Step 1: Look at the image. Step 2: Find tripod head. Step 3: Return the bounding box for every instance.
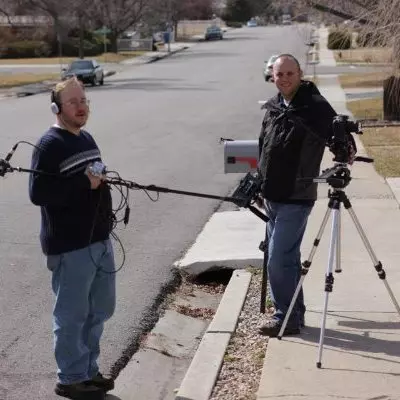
[313,163,352,189]
[303,148,373,191]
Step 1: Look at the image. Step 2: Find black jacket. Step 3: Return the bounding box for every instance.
[258,81,336,202]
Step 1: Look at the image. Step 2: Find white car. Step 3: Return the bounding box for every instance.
[263,55,279,82]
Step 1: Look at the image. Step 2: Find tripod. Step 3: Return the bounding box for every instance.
[277,163,400,368]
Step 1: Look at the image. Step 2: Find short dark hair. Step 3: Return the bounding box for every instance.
[274,54,301,70]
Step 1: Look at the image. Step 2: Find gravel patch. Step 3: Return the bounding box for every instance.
[210,269,273,400]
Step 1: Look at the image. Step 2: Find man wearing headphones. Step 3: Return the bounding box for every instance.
[29,77,115,400]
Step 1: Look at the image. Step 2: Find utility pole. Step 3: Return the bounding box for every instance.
[167,0,172,53]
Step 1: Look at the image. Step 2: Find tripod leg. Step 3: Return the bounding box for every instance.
[277,207,332,339]
[346,206,400,316]
[335,209,342,273]
[317,208,340,368]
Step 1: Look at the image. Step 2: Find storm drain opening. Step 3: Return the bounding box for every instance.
[189,268,234,289]
[173,268,235,320]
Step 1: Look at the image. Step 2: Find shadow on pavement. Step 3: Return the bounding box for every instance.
[109,77,183,84]
[222,36,263,41]
[299,320,400,360]
[87,78,215,92]
[172,51,237,59]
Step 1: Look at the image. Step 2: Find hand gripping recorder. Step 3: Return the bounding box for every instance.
[88,161,106,177]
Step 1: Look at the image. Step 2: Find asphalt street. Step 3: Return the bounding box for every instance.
[0,25,311,400]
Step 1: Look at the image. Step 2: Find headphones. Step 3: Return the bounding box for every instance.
[50,90,61,115]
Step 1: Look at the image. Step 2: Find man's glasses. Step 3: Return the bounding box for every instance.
[63,99,90,108]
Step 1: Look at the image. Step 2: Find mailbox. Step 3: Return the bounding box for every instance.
[224,140,259,173]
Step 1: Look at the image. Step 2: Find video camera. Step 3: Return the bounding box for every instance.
[330,114,362,164]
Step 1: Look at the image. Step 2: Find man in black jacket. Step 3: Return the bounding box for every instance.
[258,54,355,337]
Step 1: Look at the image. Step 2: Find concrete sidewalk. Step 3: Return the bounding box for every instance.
[257,27,400,400]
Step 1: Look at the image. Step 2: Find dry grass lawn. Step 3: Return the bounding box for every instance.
[360,126,400,146]
[347,97,383,120]
[365,146,400,177]
[0,51,146,65]
[334,47,392,64]
[0,73,59,88]
[339,64,400,177]
[338,71,393,88]
[361,126,400,176]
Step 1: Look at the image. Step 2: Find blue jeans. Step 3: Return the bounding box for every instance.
[47,240,116,385]
[265,201,313,328]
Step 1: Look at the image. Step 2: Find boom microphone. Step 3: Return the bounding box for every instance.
[0,143,18,177]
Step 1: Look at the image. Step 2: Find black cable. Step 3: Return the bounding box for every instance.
[87,181,127,275]
[15,140,44,152]
[142,189,159,202]
[110,231,126,273]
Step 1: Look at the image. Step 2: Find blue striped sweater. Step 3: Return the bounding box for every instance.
[29,126,113,255]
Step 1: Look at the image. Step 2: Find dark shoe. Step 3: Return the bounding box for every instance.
[55,382,105,400]
[258,319,300,337]
[300,317,305,328]
[86,372,115,392]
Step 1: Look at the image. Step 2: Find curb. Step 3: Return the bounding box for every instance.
[13,70,117,98]
[386,178,400,206]
[121,45,191,66]
[175,270,252,400]
[146,45,190,63]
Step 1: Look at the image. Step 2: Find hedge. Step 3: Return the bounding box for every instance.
[0,41,51,58]
[225,21,243,28]
[327,30,351,50]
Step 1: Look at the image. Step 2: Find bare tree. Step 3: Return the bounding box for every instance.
[14,0,97,58]
[0,0,15,21]
[294,1,400,61]
[92,0,149,52]
[141,0,213,40]
[297,0,400,119]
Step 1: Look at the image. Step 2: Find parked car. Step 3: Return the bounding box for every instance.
[62,59,104,86]
[247,19,257,27]
[263,54,279,82]
[205,26,223,40]
[282,14,292,25]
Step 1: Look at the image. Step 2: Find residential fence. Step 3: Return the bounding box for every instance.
[177,18,225,39]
